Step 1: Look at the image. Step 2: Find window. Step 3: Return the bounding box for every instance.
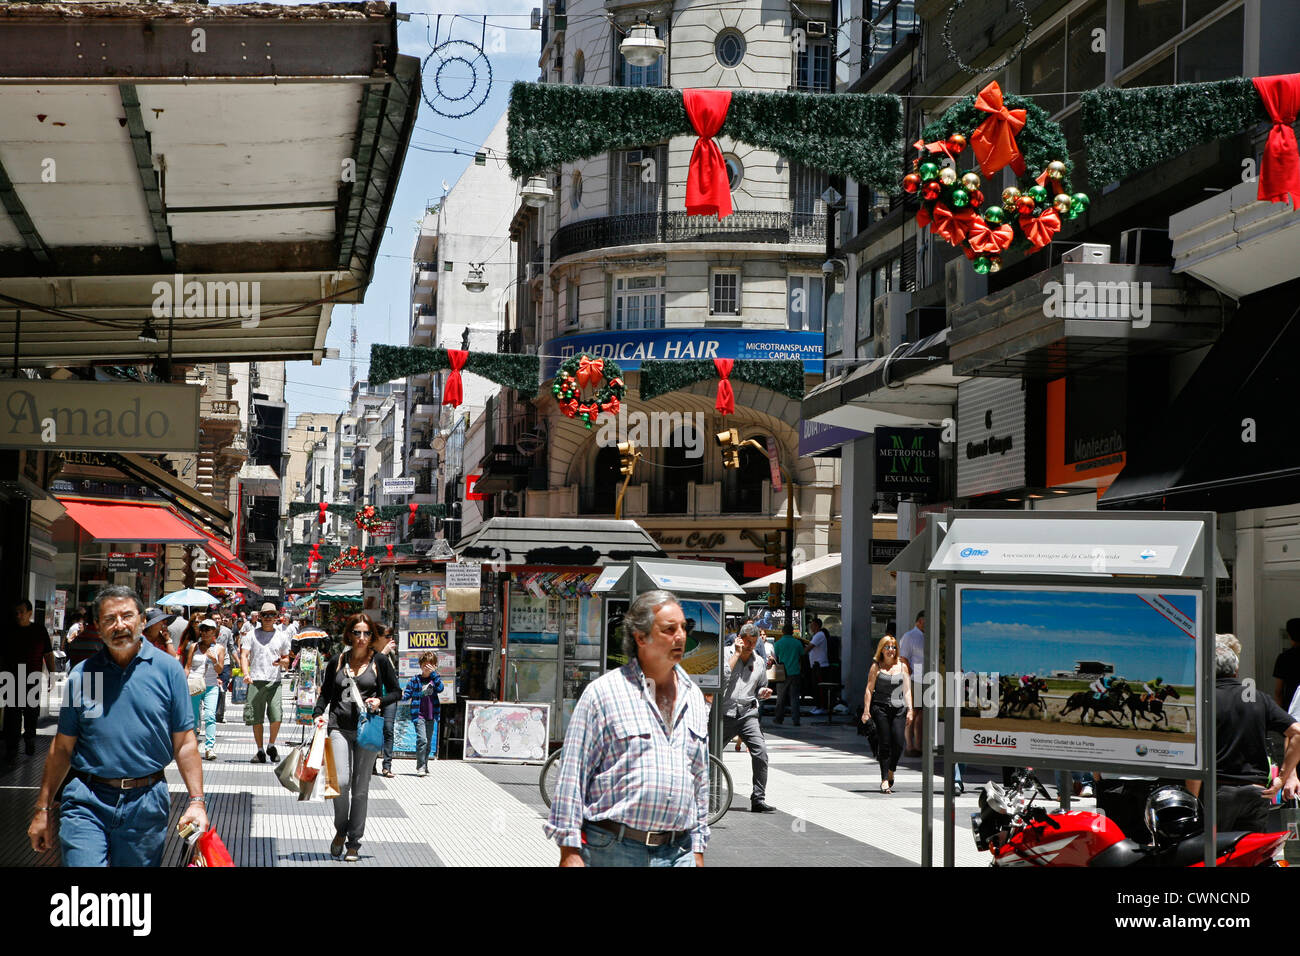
[1123,0,1242,79]
[794,37,831,91]
[612,147,664,215]
[715,29,746,68]
[723,154,743,190]
[864,1,917,74]
[574,50,585,83]
[611,275,665,330]
[826,274,844,355]
[1176,7,1242,83]
[1124,0,1183,66]
[321,426,328,433]
[443,261,453,271]
[570,170,583,210]
[619,24,663,87]
[788,275,824,332]
[710,271,740,315]
[789,161,828,241]
[567,280,580,327]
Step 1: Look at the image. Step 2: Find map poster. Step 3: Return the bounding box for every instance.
[463,700,549,764]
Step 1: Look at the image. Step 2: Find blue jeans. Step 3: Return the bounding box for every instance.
[59,776,170,867]
[414,716,438,771]
[381,701,396,772]
[580,823,696,867]
[191,685,219,752]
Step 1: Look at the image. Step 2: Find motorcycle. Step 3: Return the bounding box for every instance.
[971,769,1288,867]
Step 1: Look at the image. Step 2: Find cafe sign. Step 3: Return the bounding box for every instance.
[0,381,200,453]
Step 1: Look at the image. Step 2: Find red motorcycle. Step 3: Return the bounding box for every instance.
[971,770,1289,867]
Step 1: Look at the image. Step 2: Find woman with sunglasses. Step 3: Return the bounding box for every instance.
[312,613,401,862]
[862,634,913,793]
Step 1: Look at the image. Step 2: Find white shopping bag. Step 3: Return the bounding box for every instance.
[306,724,328,771]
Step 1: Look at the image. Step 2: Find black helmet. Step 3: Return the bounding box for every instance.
[1143,785,1202,846]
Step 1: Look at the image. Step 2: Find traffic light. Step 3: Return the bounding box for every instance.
[767,582,782,608]
[716,427,741,469]
[617,441,639,477]
[763,530,784,567]
[792,583,806,609]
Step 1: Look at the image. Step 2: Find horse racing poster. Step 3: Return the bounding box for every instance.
[953,584,1201,769]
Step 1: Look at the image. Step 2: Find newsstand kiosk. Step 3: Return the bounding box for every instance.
[920,510,1220,866]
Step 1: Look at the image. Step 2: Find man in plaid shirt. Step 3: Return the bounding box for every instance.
[544,589,710,867]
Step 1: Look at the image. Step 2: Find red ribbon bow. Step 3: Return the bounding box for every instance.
[1019,209,1062,250]
[560,398,579,418]
[1252,74,1300,207]
[965,216,1015,255]
[576,356,604,389]
[913,137,955,165]
[970,81,1027,179]
[683,89,733,218]
[386,544,394,560]
[917,203,976,245]
[600,396,621,415]
[713,357,736,416]
[317,502,328,526]
[443,349,468,407]
[408,502,419,527]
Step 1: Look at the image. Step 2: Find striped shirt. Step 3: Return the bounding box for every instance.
[543,660,711,853]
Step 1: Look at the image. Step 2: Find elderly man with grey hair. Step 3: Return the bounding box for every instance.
[723,622,776,812]
[1185,633,1300,833]
[543,589,710,867]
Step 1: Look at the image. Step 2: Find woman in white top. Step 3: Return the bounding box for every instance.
[185,619,226,761]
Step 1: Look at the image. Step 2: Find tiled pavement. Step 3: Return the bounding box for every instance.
[2,681,1080,866]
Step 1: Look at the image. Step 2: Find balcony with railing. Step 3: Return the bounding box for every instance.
[552,209,825,261]
[497,328,523,354]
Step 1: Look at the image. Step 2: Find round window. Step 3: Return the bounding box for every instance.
[570,170,583,210]
[723,154,743,190]
[715,30,746,69]
[574,50,585,84]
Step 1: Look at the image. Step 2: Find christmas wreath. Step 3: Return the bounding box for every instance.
[551,354,626,430]
[354,506,387,534]
[906,81,1090,273]
[327,546,373,573]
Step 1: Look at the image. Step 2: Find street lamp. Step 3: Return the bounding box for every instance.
[520,176,553,207]
[463,262,489,293]
[620,21,665,67]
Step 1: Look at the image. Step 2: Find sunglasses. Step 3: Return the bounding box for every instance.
[351,629,371,636]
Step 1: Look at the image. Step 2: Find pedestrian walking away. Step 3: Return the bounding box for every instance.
[807,617,831,715]
[544,589,710,867]
[722,622,775,812]
[864,635,913,794]
[898,610,926,756]
[771,629,804,726]
[402,651,445,775]
[2,599,58,762]
[185,619,225,760]
[241,602,293,764]
[27,586,207,866]
[312,613,402,861]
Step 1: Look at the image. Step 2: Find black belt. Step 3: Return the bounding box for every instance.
[588,819,690,848]
[74,770,165,791]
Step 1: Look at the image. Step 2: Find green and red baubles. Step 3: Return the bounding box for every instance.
[552,353,626,430]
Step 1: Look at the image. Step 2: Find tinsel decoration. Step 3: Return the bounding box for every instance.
[291,543,420,564]
[1080,78,1266,188]
[552,354,626,430]
[507,82,904,190]
[639,359,805,402]
[368,344,540,394]
[289,502,447,520]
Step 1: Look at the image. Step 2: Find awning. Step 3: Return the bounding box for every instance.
[595,559,745,596]
[457,517,664,567]
[207,561,262,594]
[58,497,207,543]
[742,552,842,592]
[1100,281,1300,513]
[172,511,250,573]
[114,453,232,531]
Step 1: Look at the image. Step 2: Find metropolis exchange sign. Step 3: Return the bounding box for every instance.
[0,380,200,453]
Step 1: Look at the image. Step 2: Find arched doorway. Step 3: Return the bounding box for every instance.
[656,424,704,514]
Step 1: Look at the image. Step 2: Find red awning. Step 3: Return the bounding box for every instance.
[208,560,261,594]
[58,497,207,543]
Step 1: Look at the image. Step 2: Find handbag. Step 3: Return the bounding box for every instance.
[274,746,304,794]
[767,663,786,683]
[188,674,206,696]
[344,660,385,752]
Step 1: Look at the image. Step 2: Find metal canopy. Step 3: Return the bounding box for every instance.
[741,552,841,592]
[928,514,1216,578]
[0,2,419,366]
[456,517,664,567]
[886,521,946,574]
[629,559,744,596]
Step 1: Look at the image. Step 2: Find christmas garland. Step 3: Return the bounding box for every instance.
[353,506,388,534]
[1080,78,1267,187]
[551,353,625,429]
[291,543,420,564]
[289,502,448,520]
[639,359,805,402]
[368,344,540,394]
[507,83,903,190]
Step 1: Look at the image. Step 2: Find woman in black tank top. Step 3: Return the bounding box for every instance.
[862,635,914,793]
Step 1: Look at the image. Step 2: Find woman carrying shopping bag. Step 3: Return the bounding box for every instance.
[312,613,401,862]
[184,619,225,761]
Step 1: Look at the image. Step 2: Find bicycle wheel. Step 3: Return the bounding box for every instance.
[539,747,564,808]
[707,753,734,826]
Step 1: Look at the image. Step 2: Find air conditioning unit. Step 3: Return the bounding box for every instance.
[625,150,643,165]
[500,490,523,512]
[526,261,545,281]
[872,292,911,352]
[806,20,827,37]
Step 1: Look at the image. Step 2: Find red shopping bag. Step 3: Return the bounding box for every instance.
[189,827,236,867]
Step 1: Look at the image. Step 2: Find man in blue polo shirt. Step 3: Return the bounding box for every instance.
[27,585,208,866]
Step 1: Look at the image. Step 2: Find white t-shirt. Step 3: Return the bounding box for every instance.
[241,627,292,682]
[899,626,925,685]
[1289,683,1300,722]
[808,629,830,667]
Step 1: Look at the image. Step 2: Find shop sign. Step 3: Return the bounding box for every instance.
[543,328,824,376]
[403,629,451,652]
[649,530,728,550]
[1046,378,1127,487]
[957,379,1026,498]
[382,477,416,495]
[446,562,482,613]
[368,521,396,537]
[107,551,158,573]
[875,427,941,498]
[870,540,907,565]
[0,381,200,453]
[799,419,870,458]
